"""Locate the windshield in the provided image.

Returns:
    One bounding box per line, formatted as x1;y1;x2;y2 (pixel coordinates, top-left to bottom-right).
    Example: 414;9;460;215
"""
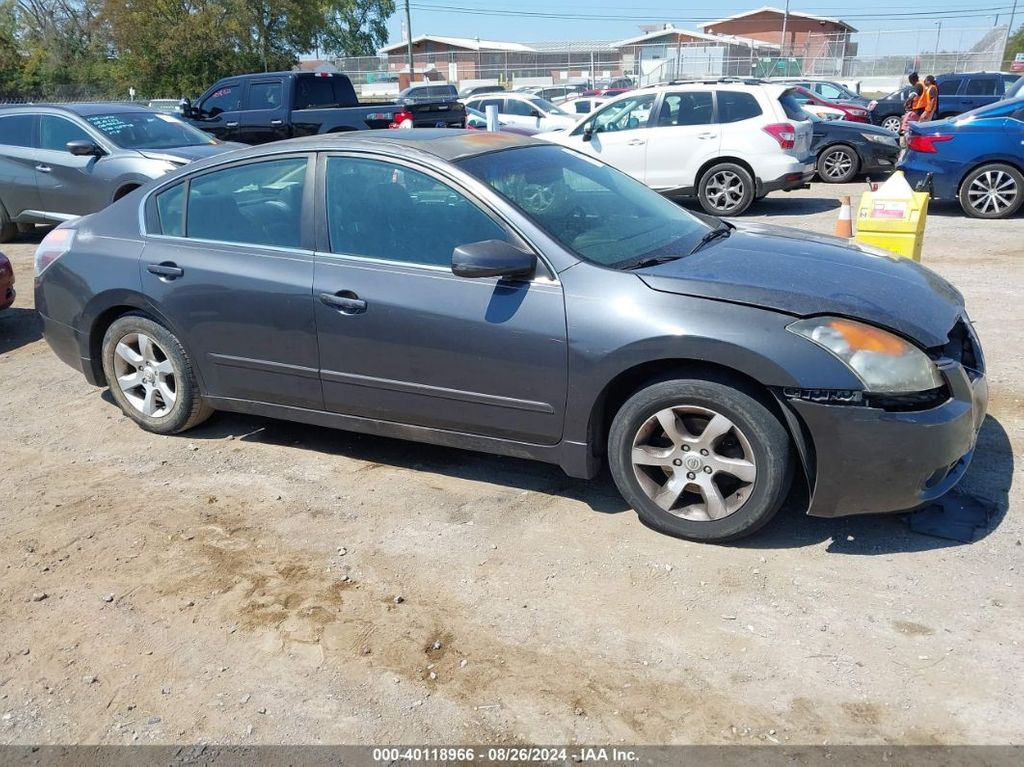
457;145;707;267
530;97;569;116
86;112;217;149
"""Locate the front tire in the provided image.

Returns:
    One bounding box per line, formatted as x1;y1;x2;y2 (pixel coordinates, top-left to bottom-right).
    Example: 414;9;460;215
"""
608;378;793;542
697;163;755;216
880;115;902;133
0;202;16;243
101;314;213;434
958;164;1024;219
817;144;860;183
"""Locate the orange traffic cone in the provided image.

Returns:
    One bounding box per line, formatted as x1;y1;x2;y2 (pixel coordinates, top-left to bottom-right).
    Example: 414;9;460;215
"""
834;196;853;238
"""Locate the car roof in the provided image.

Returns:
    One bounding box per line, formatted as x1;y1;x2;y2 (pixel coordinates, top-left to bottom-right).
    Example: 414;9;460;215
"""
226;129;542;163
0;102;154;116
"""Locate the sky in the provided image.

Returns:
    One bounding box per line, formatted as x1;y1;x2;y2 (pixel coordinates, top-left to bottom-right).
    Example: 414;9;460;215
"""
384;0;1022;47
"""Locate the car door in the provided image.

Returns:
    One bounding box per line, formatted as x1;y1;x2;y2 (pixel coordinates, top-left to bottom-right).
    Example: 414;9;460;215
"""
960;76;1001;112
238;78;289;144
312;153;568;444
644;90;719;192
937;78;965;116
0;113;43;220
141;154;321;410
191;81;244;141
502;97;541;129
35;114;111;219
468;96;505;122
569;93;656;183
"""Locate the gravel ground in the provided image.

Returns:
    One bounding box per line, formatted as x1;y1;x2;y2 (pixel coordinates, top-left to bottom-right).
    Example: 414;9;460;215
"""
0;182;1021;746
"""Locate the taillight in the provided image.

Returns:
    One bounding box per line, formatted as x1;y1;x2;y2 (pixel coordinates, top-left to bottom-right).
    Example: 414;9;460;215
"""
34;226;75;277
763;122;796;149
388;110;414;129
907;134;953;153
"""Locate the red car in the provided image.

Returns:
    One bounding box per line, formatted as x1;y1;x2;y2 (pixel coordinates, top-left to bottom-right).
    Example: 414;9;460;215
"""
0;252;14;311
791;86;870;123
581;87;632;98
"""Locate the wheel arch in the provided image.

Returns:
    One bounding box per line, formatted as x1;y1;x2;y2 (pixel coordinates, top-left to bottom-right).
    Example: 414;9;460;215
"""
695;156;756;188
955;157;1024;196
112;183;142;202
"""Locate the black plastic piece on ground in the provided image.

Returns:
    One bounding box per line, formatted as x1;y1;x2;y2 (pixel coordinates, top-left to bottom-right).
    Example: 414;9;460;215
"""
907;490;994;542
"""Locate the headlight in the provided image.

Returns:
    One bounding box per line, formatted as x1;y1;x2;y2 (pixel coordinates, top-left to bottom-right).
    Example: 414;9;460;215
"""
862;133;897;144
788;317;943;393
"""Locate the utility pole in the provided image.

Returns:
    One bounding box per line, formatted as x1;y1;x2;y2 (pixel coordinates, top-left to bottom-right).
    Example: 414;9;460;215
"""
780;0;790;58
405;0;414;78
1010;0;1019;37
933;21;942;72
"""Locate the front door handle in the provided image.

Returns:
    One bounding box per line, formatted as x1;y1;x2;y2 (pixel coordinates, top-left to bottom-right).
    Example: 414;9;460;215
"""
697;132;718;140
626;138;646;146
147;262;184;279
320;291;367;314
270;119;283;126
35;164;52;173
226;121;239;128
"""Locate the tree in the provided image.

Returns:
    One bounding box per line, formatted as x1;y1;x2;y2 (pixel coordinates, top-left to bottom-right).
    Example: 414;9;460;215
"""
0;0;23;97
1006;24;1024;66
320;0;394;57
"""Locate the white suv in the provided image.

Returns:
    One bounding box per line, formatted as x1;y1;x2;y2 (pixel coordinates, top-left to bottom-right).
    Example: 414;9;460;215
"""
538;81;815;216
463;93;578;132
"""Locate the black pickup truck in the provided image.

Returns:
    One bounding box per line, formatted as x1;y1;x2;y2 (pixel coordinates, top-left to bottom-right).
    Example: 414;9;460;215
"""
181;71;465;144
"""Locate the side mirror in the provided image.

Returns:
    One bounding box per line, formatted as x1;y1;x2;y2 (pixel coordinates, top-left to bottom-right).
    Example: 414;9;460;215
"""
452;240;536;279
66;140;105;157
582;124;594;142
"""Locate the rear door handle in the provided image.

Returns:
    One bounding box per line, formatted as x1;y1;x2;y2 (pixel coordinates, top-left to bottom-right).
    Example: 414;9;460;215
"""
226;121;239;128
35;164;51;173
147;262;184;279
697;133;717;139
270;119;283;125
626;138;646;146
320;292;367;314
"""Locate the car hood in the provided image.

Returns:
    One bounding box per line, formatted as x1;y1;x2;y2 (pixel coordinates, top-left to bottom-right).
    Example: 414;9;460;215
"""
636;222;964;348
137;143;244;164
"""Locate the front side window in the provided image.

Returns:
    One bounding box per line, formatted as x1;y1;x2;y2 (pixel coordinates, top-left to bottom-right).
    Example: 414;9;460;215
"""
589;93;656;133
458;144;706;268
86;112;216;149
717;91;762;123
506;99;539;117
324;156;508;268
248;81;283;110
184;158;307;248
937;80;960;96
201;84;242;116
816;83;844;100
656;91;714;127
0;114;34;147
39;115;91;151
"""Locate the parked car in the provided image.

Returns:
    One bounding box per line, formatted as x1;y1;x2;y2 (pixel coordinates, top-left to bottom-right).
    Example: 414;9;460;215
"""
0;103;241;240
568;97;608;116
868;86;917;133
807;112;900;183
146;99;185;115
464;107;540;136
459;84;505;98
802;103;847;121
0;252;14;311
34;131;987;542
789;86;870;123
582;87;632;98
899;97;1024;219
932;72;1021;119
1005;75;1024;100
776;79;870;108
182;71;465;144
397;83;460;104
539;82;815;216
463;93;577;131
534;85;587;103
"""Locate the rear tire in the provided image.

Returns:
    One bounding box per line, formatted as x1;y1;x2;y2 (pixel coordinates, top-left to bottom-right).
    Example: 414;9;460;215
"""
101;314;213;435
958;164;1024;219
817;144;860;183
880;115;902;133
0;203;16;243
697;163;755;216
608;377;793;542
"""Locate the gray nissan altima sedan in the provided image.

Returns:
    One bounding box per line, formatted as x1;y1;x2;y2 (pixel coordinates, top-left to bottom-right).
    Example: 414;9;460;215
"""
0;103;241;241
33;130;988;542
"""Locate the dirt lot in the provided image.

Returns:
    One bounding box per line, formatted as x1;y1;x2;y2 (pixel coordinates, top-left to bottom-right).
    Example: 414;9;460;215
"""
0;183;1022;746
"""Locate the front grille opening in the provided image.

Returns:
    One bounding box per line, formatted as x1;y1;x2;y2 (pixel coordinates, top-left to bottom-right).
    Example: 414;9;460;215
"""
935;319;983;374
864;385;950;412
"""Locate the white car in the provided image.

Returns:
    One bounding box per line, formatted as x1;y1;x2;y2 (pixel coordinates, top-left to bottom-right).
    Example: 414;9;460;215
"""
463;93;578;132
568;97;608;116
537;82;815;216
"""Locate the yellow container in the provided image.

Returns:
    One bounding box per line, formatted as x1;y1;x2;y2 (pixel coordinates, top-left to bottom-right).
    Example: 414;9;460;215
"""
854;171;930;261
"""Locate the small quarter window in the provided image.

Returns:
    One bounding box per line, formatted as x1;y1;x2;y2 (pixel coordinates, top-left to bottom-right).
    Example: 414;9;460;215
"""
156;183;185;236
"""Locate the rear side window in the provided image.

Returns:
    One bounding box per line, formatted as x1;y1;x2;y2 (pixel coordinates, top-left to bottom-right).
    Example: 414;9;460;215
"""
0;114;34;147
964;78;997;96
156;183;185;236
183;158;308;248
39;116;92;151
657;91;714;126
938;80;960;95
778;92;810;121
294;77;338;109
717;91;763;123
475;97;504;112
248;81;283;110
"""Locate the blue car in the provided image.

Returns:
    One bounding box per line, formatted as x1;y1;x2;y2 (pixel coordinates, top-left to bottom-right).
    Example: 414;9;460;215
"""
899;97;1024;218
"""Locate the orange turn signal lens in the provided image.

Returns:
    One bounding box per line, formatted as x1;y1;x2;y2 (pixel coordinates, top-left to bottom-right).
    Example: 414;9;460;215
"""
825;319;907;356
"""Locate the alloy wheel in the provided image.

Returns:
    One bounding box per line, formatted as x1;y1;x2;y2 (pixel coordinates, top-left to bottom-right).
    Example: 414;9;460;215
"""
881;116;901;133
966;170;1019;216
704;170;745;211
112;332;177;418
630;405;757;521
821;149;854;181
